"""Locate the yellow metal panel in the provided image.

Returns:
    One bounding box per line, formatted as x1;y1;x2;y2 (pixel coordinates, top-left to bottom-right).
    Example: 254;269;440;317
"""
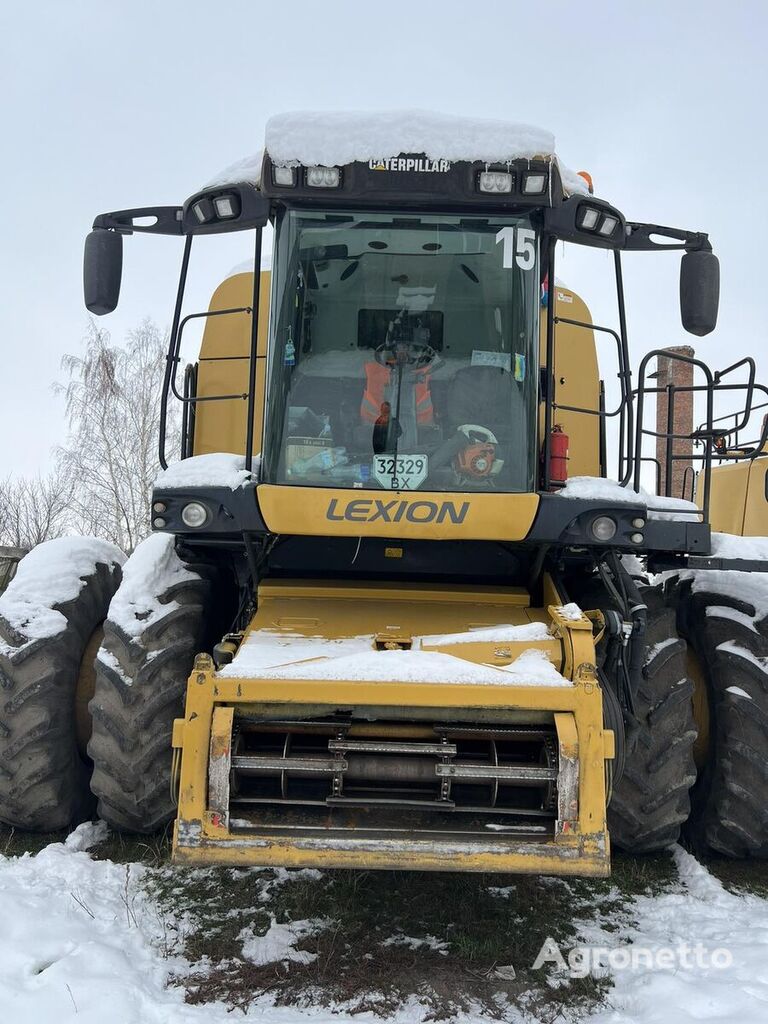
742;459;768;536
257;485;540;541
698;461;749;534
193;270;271;457
539;287;601;479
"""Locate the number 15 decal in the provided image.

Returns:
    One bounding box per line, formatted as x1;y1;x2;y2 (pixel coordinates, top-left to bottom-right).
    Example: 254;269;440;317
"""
495;226;537;271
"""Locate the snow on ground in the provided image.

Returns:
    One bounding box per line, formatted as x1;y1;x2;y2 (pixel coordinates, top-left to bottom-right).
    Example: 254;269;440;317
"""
3;830;768;1023
0;537;125;644
154;452;258;490
106;533;199;638
587;846;768;1024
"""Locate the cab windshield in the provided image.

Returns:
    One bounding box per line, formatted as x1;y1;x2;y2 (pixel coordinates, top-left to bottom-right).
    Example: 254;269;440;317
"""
263;209;540;492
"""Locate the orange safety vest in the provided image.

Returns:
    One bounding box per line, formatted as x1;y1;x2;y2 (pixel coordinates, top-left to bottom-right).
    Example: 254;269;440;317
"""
360;361;435;425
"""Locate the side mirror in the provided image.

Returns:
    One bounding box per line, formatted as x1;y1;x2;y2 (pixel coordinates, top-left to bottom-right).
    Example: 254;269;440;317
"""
680;250;719;336
84;229;123;315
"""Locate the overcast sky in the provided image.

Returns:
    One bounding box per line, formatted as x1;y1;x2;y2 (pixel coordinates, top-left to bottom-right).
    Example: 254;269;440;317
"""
1;0;766;478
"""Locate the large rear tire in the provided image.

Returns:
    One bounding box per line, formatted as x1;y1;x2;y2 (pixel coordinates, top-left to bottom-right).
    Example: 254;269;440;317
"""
0;539;123;830
679;582;768;857
87;535;216;833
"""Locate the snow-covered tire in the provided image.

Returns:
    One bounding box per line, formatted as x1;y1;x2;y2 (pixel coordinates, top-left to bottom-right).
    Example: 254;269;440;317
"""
0;539;124;830
679;584;768;857
608;584;698;852
87;535;216;833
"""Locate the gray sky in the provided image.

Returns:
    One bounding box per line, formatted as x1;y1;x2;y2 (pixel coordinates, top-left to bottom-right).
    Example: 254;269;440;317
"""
2;0;766;477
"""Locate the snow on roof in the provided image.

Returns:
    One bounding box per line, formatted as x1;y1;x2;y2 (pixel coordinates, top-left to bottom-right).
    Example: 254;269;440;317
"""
107;533;198;639
207;109;589;195
0;537;125;645
154;452;258;490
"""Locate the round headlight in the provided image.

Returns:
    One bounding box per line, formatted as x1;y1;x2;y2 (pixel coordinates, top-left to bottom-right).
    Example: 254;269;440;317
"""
181;501;210;528
591;515;617;542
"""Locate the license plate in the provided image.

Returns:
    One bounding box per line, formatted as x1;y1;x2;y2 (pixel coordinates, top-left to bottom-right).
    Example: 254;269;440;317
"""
372;454;428;490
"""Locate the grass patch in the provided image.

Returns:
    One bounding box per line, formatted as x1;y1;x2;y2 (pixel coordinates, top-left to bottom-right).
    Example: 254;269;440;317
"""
701;856;768;898
145;865;627;1020
0;821;172;866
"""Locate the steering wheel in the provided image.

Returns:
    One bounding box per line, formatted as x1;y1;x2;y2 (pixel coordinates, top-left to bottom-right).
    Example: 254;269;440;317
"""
374;340;437;369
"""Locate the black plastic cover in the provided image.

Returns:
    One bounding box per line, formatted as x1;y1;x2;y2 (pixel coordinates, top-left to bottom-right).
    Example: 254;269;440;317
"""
83;229;123;315
680;250;720;336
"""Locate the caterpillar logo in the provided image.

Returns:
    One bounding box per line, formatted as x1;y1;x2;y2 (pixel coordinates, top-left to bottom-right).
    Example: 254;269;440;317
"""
326;498;470;524
369;157;451;173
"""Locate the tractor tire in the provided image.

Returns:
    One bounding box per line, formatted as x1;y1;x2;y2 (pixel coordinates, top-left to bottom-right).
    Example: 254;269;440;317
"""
0;539;123;830
570;575;698;853
87;536;215;833
679;582;768;857
608;583;698;852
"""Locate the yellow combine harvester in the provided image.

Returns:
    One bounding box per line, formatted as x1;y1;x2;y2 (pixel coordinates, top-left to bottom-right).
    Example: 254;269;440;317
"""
3;112;767;871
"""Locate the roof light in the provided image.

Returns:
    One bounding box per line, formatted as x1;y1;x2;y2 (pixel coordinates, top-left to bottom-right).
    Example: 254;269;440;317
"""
272;165;297;187
306;166;341;188
522;171;547;195
599;214;619;237
577;170;594;194
213;193;240;219
192;197;215;224
579;206;600;231
479;170;513;193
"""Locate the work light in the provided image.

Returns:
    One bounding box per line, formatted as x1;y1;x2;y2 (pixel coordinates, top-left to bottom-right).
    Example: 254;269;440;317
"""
306;166;341;188
479;170;513;193
273;165;297;187
213;194;240;219
522;171;547;194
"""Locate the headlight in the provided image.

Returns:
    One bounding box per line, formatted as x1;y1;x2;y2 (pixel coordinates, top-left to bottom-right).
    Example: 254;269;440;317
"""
181;501;210;528
591;515;617;541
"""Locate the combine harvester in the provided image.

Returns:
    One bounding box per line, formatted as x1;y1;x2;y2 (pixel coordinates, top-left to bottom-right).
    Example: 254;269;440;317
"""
2;111;767;872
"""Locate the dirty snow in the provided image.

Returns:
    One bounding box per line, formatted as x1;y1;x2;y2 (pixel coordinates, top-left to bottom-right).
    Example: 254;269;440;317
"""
222;645;569;687
154;452;258;490
0;536;124;645
208;110;589;195
107;533;198;638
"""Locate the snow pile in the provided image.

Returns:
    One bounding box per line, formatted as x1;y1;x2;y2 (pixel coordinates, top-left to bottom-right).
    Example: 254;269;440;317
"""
208;109;589;195
419;621;551;646
0;824;190;1024
224;645;569;687
587;846;768;1024
240;917;325;967
0;537;125;644
558;476;701;521
154;452;258;490
107;534;198;638
556;602;584;621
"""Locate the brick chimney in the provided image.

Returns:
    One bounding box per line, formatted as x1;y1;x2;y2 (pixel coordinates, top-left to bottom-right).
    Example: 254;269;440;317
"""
655;345;695;499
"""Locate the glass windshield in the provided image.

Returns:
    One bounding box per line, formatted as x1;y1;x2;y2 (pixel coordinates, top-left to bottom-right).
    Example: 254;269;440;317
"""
263;209;540;492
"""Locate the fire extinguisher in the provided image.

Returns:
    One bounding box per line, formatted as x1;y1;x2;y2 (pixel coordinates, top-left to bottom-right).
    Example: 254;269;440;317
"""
549;424;569;489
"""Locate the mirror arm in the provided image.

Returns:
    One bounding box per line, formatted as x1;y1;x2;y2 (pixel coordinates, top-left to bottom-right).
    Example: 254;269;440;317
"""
92;206;183;236
623;222;712;253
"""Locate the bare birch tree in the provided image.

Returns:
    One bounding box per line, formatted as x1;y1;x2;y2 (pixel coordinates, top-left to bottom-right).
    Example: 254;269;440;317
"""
0;467;73;548
55;318;178;551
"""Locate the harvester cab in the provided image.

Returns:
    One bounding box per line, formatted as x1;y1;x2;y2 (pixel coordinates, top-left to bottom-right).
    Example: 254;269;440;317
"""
73;112;768;875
